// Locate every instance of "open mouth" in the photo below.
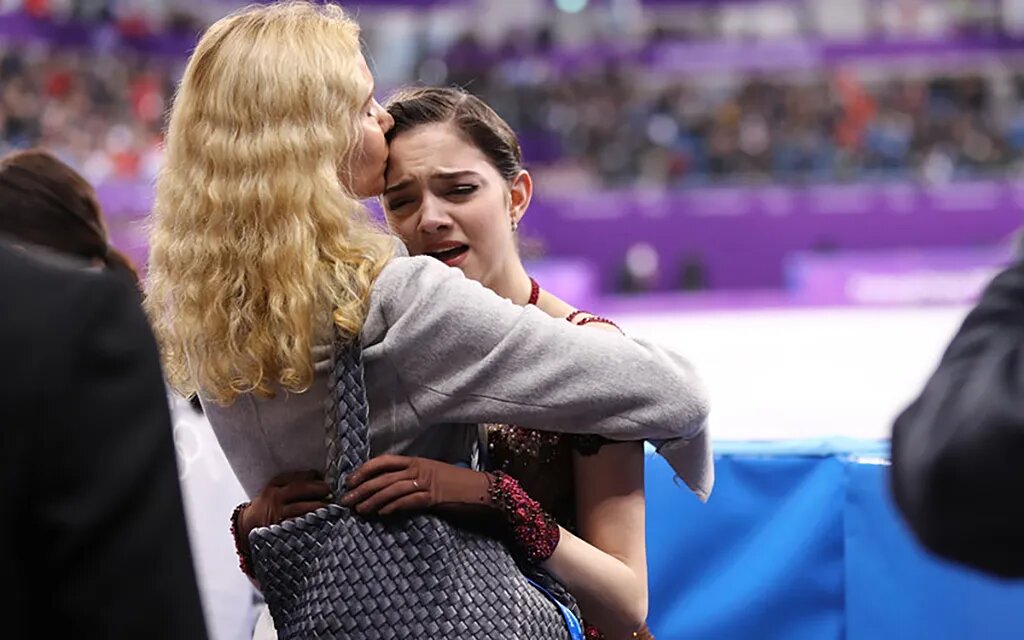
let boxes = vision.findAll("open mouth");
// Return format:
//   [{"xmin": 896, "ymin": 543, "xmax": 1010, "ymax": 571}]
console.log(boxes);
[{"xmin": 425, "ymin": 244, "xmax": 469, "ymax": 266}]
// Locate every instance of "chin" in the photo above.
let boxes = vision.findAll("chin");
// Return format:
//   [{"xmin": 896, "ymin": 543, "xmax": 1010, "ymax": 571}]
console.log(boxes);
[
  {"xmin": 354, "ymin": 178, "xmax": 386, "ymax": 199},
  {"xmin": 349, "ymin": 164, "xmax": 386, "ymax": 198}
]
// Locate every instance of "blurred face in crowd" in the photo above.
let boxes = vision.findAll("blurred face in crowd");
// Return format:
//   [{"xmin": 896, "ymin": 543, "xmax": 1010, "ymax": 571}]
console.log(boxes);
[
  {"xmin": 382, "ymin": 122, "xmax": 532, "ymax": 290},
  {"xmin": 346, "ymin": 56, "xmax": 394, "ymax": 198}
]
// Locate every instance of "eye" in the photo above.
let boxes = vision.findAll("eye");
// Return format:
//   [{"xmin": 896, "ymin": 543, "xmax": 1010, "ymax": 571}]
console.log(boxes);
[
  {"xmin": 386, "ymin": 198, "xmax": 411, "ymax": 211},
  {"xmin": 448, "ymin": 184, "xmax": 478, "ymax": 197}
]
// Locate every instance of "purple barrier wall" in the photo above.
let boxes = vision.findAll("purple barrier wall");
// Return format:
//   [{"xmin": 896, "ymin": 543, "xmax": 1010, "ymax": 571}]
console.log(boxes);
[
  {"xmin": 518, "ymin": 181, "xmax": 1024, "ymax": 291},
  {"xmin": 784, "ymin": 246, "xmax": 1010, "ymax": 305},
  {"xmin": 99, "ymin": 179, "xmax": 1024, "ymax": 292}
]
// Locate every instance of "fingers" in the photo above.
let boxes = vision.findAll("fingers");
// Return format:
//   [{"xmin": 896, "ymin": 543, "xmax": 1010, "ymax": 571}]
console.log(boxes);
[
  {"xmin": 354, "ymin": 479, "xmax": 423, "ymax": 515},
  {"xmin": 341, "ymin": 470, "xmax": 413, "ymax": 506},
  {"xmin": 281, "ymin": 501, "xmax": 332, "ymax": 519},
  {"xmin": 342, "ymin": 468, "xmax": 425, "ymax": 514},
  {"xmin": 278, "ymin": 480, "xmax": 332, "ymax": 504},
  {"xmin": 240, "ymin": 501, "xmax": 282, "ymax": 530},
  {"xmin": 378, "ymin": 492, "xmax": 432, "ymax": 516},
  {"xmin": 268, "ymin": 469, "xmax": 321, "ymax": 487},
  {"xmin": 346, "ymin": 455, "xmax": 413, "ymax": 488}
]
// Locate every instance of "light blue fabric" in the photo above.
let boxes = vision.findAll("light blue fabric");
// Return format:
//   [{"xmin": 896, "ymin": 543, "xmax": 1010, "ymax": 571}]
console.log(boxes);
[
  {"xmin": 527, "ymin": 578, "xmax": 584, "ymax": 640},
  {"xmin": 644, "ymin": 438, "xmax": 1024, "ymax": 639}
]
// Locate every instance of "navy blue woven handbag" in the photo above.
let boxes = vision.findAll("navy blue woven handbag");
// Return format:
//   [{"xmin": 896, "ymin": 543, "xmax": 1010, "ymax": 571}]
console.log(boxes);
[{"xmin": 248, "ymin": 338, "xmax": 577, "ymax": 639}]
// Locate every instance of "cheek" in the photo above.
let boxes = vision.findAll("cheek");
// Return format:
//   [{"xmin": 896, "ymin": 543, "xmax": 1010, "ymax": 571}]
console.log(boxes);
[
  {"xmin": 361, "ymin": 124, "xmax": 385, "ymax": 161},
  {"xmin": 462, "ymin": 197, "xmax": 512, "ymax": 252},
  {"xmin": 386, "ymin": 213, "xmax": 418, "ymax": 247},
  {"xmin": 374, "ymin": 134, "xmax": 388, "ymax": 161}
]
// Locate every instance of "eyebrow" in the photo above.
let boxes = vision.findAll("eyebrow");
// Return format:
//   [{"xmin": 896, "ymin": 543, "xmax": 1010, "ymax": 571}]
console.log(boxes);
[
  {"xmin": 382, "ymin": 178, "xmax": 413, "ymax": 196},
  {"xmin": 383, "ymin": 170, "xmax": 482, "ymax": 196}
]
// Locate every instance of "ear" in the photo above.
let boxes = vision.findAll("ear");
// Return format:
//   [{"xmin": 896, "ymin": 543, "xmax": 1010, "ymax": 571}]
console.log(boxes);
[{"xmin": 508, "ymin": 170, "xmax": 533, "ymax": 227}]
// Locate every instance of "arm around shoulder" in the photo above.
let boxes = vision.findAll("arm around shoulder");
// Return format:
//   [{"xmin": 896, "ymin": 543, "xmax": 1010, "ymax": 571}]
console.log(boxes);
[{"xmin": 368, "ymin": 257, "xmax": 710, "ymax": 442}]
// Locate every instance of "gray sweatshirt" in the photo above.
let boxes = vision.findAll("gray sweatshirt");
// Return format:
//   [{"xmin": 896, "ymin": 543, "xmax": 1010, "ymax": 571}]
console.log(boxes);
[{"xmin": 203, "ymin": 254, "xmax": 713, "ymax": 502}]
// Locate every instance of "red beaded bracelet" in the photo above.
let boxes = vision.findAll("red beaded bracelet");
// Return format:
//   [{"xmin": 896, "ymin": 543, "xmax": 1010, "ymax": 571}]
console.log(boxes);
[
  {"xmin": 230, "ymin": 501, "xmax": 255, "ymax": 579},
  {"xmin": 565, "ymin": 309, "xmax": 623, "ymax": 334},
  {"xmin": 565, "ymin": 309, "xmax": 586, "ymax": 324},
  {"xmin": 576, "ymin": 315, "xmax": 622, "ymax": 333},
  {"xmin": 487, "ymin": 471, "xmax": 560, "ymax": 563}
]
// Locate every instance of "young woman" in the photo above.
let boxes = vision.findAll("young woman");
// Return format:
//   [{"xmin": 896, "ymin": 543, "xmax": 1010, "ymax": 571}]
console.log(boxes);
[
  {"xmin": 341, "ymin": 87, "xmax": 661, "ymax": 640},
  {"xmin": 145, "ymin": 1, "xmax": 711, "ymax": 634}
]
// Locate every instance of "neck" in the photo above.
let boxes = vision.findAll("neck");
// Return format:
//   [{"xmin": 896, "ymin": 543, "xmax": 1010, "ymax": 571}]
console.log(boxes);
[{"xmin": 487, "ymin": 259, "xmax": 533, "ymax": 306}]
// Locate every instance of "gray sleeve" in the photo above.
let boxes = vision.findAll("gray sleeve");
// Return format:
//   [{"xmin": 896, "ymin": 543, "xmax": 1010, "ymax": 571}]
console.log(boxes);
[{"xmin": 366, "ymin": 257, "xmax": 709, "ymax": 442}]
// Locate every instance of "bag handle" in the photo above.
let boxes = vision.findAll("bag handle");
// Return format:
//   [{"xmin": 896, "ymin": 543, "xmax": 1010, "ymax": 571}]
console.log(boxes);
[{"xmin": 323, "ymin": 336, "xmax": 371, "ymax": 496}]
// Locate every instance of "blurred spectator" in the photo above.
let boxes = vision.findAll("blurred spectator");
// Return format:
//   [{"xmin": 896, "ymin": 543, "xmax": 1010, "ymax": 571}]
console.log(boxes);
[
  {"xmin": 0, "ymin": 148, "xmax": 138, "ymax": 284},
  {"xmin": 677, "ymin": 254, "xmax": 708, "ymax": 291},
  {"xmin": 891, "ymin": 259, "xmax": 1024, "ymax": 578},
  {"xmin": 0, "ymin": 147, "xmax": 258, "ymax": 640},
  {"xmin": 617, "ymin": 242, "xmax": 661, "ymax": 293},
  {"xmin": 0, "ymin": 237, "xmax": 209, "ymax": 639}
]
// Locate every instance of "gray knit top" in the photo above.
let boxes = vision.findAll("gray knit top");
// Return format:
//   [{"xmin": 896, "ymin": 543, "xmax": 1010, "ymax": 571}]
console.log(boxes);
[{"xmin": 203, "ymin": 254, "xmax": 713, "ymax": 502}]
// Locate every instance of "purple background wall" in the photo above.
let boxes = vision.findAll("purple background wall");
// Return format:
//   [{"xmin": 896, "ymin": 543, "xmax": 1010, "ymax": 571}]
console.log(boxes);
[{"xmin": 519, "ymin": 181, "xmax": 1023, "ymax": 291}]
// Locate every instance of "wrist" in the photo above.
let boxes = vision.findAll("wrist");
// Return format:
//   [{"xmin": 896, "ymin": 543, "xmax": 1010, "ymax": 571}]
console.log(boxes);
[
  {"xmin": 230, "ymin": 501, "xmax": 255, "ymax": 578},
  {"xmin": 487, "ymin": 471, "xmax": 560, "ymax": 563}
]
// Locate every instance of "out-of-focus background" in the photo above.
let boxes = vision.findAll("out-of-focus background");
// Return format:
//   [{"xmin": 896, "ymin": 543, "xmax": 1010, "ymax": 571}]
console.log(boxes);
[{"xmin": 5, "ymin": 1, "xmax": 1024, "ymax": 638}]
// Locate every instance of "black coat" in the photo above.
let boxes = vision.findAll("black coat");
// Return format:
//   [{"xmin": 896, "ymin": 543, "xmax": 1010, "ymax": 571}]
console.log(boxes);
[
  {"xmin": 0, "ymin": 241, "xmax": 208, "ymax": 638},
  {"xmin": 892, "ymin": 259, "xmax": 1024, "ymax": 578}
]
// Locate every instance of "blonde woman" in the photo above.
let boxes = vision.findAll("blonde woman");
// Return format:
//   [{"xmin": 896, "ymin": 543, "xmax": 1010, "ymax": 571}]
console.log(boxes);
[{"xmin": 146, "ymin": 1, "xmax": 711, "ymax": 632}]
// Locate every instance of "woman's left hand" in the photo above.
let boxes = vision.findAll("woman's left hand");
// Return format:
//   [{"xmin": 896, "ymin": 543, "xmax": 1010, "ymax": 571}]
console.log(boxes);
[{"xmin": 342, "ymin": 454, "xmax": 493, "ymax": 516}]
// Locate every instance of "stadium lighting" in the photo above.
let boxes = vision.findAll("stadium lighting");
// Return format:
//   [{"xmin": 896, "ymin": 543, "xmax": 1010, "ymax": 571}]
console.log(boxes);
[{"xmin": 555, "ymin": 0, "xmax": 589, "ymax": 14}]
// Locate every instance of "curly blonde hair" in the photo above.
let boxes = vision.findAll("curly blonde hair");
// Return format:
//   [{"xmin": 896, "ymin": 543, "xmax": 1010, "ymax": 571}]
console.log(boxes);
[{"xmin": 146, "ymin": 1, "xmax": 394, "ymax": 405}]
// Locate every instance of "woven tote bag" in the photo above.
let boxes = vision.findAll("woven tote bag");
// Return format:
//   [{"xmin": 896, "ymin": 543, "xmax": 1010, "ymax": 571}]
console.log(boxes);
[{"xmin": 248, "ymin": 338, "xmax": 575, "ymax": 639}]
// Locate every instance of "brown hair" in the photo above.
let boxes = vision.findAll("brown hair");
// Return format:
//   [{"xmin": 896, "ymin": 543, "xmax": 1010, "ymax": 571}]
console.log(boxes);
[
  {"xmin": 0, "ymin": 149, "xmax": 138, "ymax": 284},
  {"xmin": 385, "ymin": 86, "xmax": 523, "ymax": 182}
]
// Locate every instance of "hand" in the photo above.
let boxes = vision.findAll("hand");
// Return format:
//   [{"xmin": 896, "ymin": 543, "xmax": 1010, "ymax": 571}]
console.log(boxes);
[
  {"xmin": 341, "ymin": 455, "xmax": 493, "ymax": 517},
  {"xmin": 238, "ymin": 470, "xmax": 333, "ymax": 538}
]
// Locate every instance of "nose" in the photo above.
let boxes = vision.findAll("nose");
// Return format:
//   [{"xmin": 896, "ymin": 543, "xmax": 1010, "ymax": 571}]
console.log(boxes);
[
  {"xmin": 417, "ymin": 194, "xmax": 452, "ymax": 234},
  {"xmin": 379, "ymin": 107, "xmax": 395, "ymax": 134}
]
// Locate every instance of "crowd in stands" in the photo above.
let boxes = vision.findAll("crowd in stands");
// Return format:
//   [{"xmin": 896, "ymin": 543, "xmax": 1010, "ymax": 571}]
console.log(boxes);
[
  {"xmin": 0, "ymin": 43, "xmax": 177, "ymax": 185},
  {"xmin": 432, "ymin": 29, "xmax": 1024, "ymax": 188},
  {"xmin": 4, "ymin": 23, "xmax": 1024, "ymax": 188}
]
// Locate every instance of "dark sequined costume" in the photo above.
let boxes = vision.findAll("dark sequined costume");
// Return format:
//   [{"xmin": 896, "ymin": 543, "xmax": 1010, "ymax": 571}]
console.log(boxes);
[
  {"xmin": 484, "ymin": 286, "xmax": 654, "ymax": 639},
  {"xmin": 486, "ymin": 424, "xmax": 608, "ymax": 534},
  {"xmin": 485, "ymin": 425, "xmax": 654, "ymax": 640}
]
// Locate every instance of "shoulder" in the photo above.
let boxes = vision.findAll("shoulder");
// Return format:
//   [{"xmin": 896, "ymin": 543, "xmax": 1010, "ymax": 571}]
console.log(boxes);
[
  {"xmin": 0, "ymin": 243, "xmax": 130, "ymax": 346},
  {"xmin": 373, "ymin": 255, "xmax": 464, "ymax": 296},
  {"xmin": 0, "ymin": 241, "xmax": 97, "ymax": 296},
  {"xmin": 0, "ymin": 242, "xmax": 148, "ymax": 414},
  {"xmin": 366, "ymin": 255, "xmax": 502, "ymax": 334}
]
